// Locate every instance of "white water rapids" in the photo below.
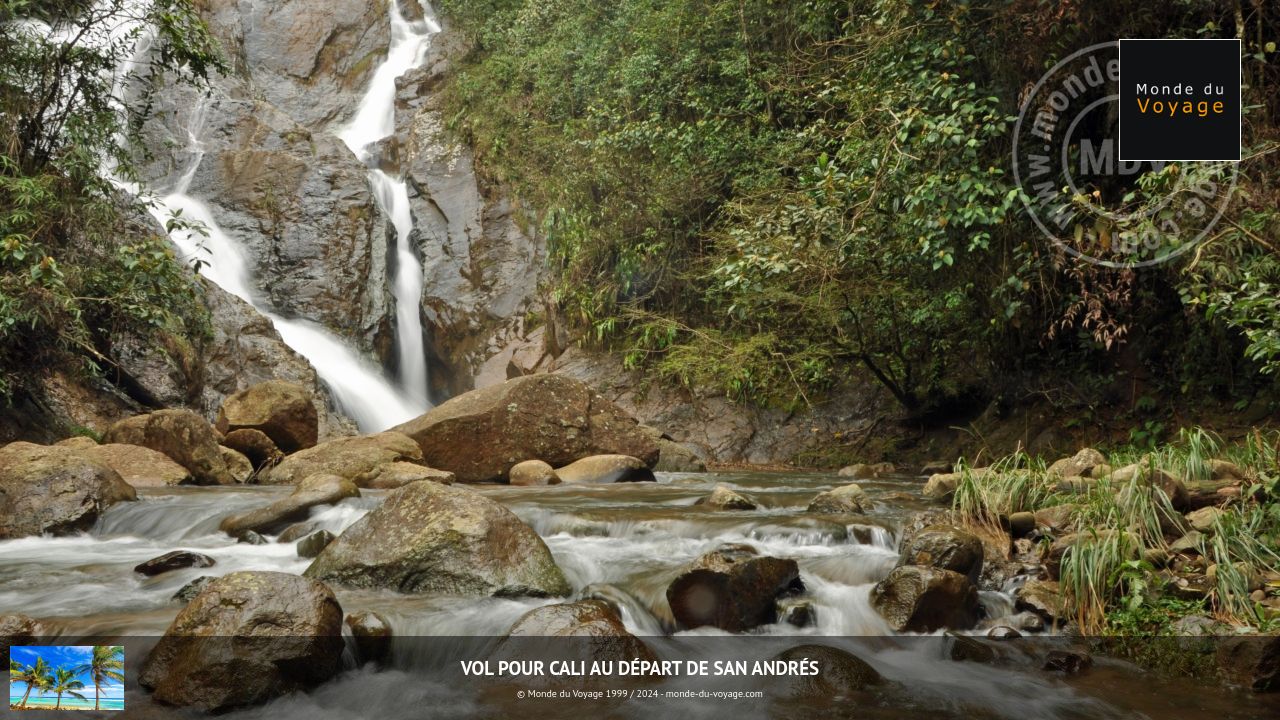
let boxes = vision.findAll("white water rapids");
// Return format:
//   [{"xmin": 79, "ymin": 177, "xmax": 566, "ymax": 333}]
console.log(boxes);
[{"xmin": 2, "ymin": 471, "xmax": 1270, "ymax": 719}]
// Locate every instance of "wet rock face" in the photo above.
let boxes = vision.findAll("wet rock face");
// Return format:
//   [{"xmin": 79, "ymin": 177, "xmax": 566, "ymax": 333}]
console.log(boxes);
[
  {"xmin": 869, "ymin": 566, "xmax": 980, "ymax": 633},
  {"xmin": 138, "ymin": 0, "xmax": 395, "ymax": 356},
  {"xmin": 216, "ymin": 380, "xmax": 318, "ymax": 453},
  {"xmin": 135, "ymin": 551, "xmax": 217, "ymax": 577},
  {"xmin": 0, "ymin": 442, "xmax": 137, "ymax": 539},
  {"xmin": 346, "ymin": 610, "xmax": 392, "ymax": 664},
  {"xmin": 896, "ymin": 525, "xmax": 984, "ymax": 585},
  {"xmin": 666, "ymin": 545, "xmax": 804, "ymax": 632},
  {"xmin": 102, "ymin": 409, "xmax": 233, "ymax": 485},
  {"xmin": 197, "ymin": 283, "xmax": 354, "ymax": 440},
  {"xmin": 139, "ymin": 571, "xmax": 345, "ymax": 711},
  {"xmin": 393, "ymin": 375, "xmax": 659, "ymax": 483},
  {"xmin": 304, "ymin": 480, "xmax": 571, "ymax": 597},
  {"xmin": 220, "ymin": 474, "xmax": 360, "ymax": 538},
  {"xmin": 390, "ymin": 36, "xmax": 547, "ymax": 396}
]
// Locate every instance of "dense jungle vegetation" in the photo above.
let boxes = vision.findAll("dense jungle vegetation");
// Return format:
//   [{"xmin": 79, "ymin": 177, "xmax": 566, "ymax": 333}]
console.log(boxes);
[
  {"xmin": 0, "ymin": 1, "xmax": 222, "ymax": 401},
  {"xmin": 438, "ymin": 0, "xmax": 1280, "ymax": 430}
]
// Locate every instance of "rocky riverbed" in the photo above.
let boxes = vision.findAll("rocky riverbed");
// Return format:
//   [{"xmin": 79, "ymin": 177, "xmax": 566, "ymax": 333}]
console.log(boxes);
[{"xmin": 2, "ymin": 376, "xmax": 1279, "ymax": 718}]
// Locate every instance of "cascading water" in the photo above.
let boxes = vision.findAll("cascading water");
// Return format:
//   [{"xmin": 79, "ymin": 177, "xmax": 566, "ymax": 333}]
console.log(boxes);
[
  {"xmin": 5, "ymin": 471, "xmax": 1273, "ymax": 719},
  {"xmin": 144, "ymin": 2, "xmax": 441, "ymax": 429},
  {"xmin": 338, "ymin": 2, "xmax": 440, "ymax": 409},
  {"xmin": 152, "ymin": 106, "xmax": 424, "ymax": 430}
]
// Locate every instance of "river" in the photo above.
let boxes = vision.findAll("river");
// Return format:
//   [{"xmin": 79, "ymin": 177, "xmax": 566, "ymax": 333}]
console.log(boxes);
[{"xmin": 3, "ymin": 471, "xmax": 1276, "ymax": 719}]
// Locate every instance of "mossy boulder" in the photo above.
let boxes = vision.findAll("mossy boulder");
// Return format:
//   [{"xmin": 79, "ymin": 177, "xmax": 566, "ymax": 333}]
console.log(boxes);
[{"xmin": 304, "ymin": 481, "xmax": 570, "ymax": 597}]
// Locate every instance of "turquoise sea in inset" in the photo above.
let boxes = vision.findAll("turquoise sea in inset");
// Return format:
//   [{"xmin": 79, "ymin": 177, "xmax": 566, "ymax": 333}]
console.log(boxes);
[{"xmin": 9, "ymin": 694, "xmax": 125, "ymax": 711}]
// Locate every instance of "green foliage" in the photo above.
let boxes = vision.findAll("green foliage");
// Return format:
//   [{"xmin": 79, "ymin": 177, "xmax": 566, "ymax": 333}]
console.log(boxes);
[
  {"xmin": 0, "ymin": 0, "xmax": 224, "ymax": 399},
  {"xmin": 440, "ymin": 0, "xmax": 1280, "ymax": 416}
]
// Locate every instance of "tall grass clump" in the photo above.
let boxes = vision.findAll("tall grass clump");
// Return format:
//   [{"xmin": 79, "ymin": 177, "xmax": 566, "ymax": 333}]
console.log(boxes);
[{"xmin": 952, "ymin": 452, "xmax": 1058, "ymax": 530}]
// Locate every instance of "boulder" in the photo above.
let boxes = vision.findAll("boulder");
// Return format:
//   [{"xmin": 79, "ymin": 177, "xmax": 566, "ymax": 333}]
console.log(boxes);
[
  {"xmin": 922, "ymin": 469, "xmax": 984, "ymax": 502},
  {"xmin": 361, "ymin": 461, "xmax": 455, "ymax": 489},
  {"xmin": 0, "ymin": 442, "xmax": 137, "ymax": 539},
  {"xmin": 778, "ymin": 598, "xmax": 817, "ymax": 628},
  {"xmin": 102, "ymin": 410, "xmax": 233, "ymax": 485},
  {"xmin": 1047, "ymin": 448, "xmax": 1106, "ymax": 478},
  {"xmin": 391, "ymin": 375, "xmax": 658, "ymax": 483},
  {"xmin": 508, "ymin": 459, "xmax": 561, "ymax": 487},
  {"xmin": 54, "ymin": 436, "xmax": 99, "ymax": 450},
  {"xmin": 1208, "ymin": 459, "xmax": 1245, "ymax": 482},
  {"xmin": 1170, "ymin": 530, "xmax": 1205, "ymax": 555},
  {"xmin": 506, "ymin": 599, "xmax": 656, "ymax": 656},
  {"xmin": 263, "ymin": 431, "xmax": 424, "ymax": 485},
  {"xmin": 221, "ymin": 428, "xmax": 283, "ymax": 469},
  {"xmin": 1015, "ymin": 579, "xmax": 1066, "ymax": 623},
  {"xmin": 215, "ymin": 380, "xmax": 318, "ymax": 453},
  {"xmin": 919, "ymin": 460, "xmax": 952, "ymax": 475},
  {"xmin": 554, "ymin": 454, "xmax": 655, "ymax": 484},
  {"xmin": 772, "ymin": 644, "xmax": 883, "ymax": 700},
  {"xmin": 665, "ymin": 544, "xmax": 803, "ymax": 632},
  {"xmin": 0, "ymin": 613, "xmax": 46, "ymax": 655},
  {"xmin": 69, "ymin": 443, "xmax": 193, "ymax": 487},
  {"xmin": 897, "ymin": 525, "xmax": 984, "ymax": 585},
  {"xmin": 654, "ymin": 439, "xmax": 706, "ymax": 472},
  {"xmin": 1186, "ymin": 506, "xmax": 1226, "ymax": 533},
  {"xmin": 277, "ymin": 523, "xmax": 316, "ymax": 543},
  {"xmin": 1006, "ymin": 511, "xmax": 1036, "ymax": 537},
  {"xmin": 838, "ymin": 462, "xmax": 893, "ymax": 479},
  {"xmin": 1043, "ymin": 648, "xmax": 1093, "ymax": 674},
  {"xmin": 346, "ymin": 611, "xmax": 392, "ymax": 664},
  {"xmin": 219, "ymin": 474, "xmax": 359, "ymax": 538},
  {"xmin": 697, "ymin": 484, "xmax": 758, "ymax": 511},
  {"xmin": 1216, "ymin": 636, "xmax": 1280, "ymax": 692},
  {"xmin": 1110, "ymin": 464, "xmax": 1191, "ymax": 511},
  {"xmin": 296, "ymin": 529, "xmax": 335, "ymax": 559},
  {"xmin": 139, "ymin": 571, "xmax": 344, "ymax": 711},
  {"xmin": 304, "ymin": 481, "xmax": 570, "ymax": 597},
  {"xmin": 869, "ymin": 566, "xmax": 980, "ymax": 633},
  {"xmin": 807, "ymin": 483, "xmax": 870, "ymax": 514},
  {"xmin": 221, "ymin": 446, "xmax": 254, "ymax": 484},
  {"xmin": 135, "ymin": 551, "xmax": 216, "ymax": 577}
]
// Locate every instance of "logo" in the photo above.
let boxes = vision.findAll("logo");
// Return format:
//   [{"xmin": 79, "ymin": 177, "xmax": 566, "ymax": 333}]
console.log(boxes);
[{"xmin": 1012, "ymin": 42, "xmax": 1238, "ymax": 268}]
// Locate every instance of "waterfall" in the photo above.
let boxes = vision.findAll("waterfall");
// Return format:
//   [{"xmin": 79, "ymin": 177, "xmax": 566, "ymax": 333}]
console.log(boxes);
[
  {"xmin": 338, "ymin": 2, "xmax": 440, "ymax": 409},
  {"xmin": 133, "ymin": 1, "xmax": 440, "ymax": 430},
  {"xmin": 154, "ymin": 108, "xmax": 424, "ymax": 431}
]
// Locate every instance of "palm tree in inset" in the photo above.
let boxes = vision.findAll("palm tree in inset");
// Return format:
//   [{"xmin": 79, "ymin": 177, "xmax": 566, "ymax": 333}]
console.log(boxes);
[
  {"xmin": 74, "ymin": 645, "xmax": 124, "ymax": 711},
  {"xmin": 10, "ymin": 656, "xmax": 52, "ymax": 709},
  {"xmin": 49, "ymin": 667, "xmax": 88, "ymax": 710}
]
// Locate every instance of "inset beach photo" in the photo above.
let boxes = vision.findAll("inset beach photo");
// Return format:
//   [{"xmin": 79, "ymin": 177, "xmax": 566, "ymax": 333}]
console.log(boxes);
[{"xmin": 9, "ymin": 646, "xmax": 124, "ymax": 712}]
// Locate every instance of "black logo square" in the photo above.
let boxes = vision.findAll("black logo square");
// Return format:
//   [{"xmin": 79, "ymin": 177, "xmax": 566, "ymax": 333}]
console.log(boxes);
[{"xmin": 1119, "ymin": 38, "xmax": 1240, "ymax": 161}]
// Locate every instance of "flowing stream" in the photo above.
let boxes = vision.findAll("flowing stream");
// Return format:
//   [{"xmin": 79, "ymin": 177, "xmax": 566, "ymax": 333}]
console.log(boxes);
[{"xmin": 3, "ymin": 472, "xmax": 1275, "ymax": 719}]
